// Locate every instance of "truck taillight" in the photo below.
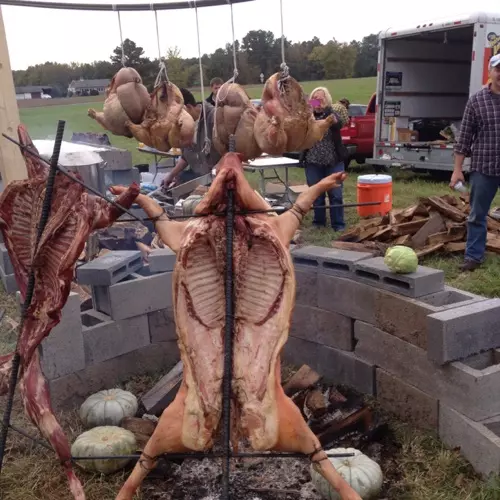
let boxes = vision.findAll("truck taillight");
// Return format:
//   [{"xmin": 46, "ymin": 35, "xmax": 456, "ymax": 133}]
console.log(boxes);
[{"xmin": 378, "ymin": 149, "xmax": 383, "ymax": 156}]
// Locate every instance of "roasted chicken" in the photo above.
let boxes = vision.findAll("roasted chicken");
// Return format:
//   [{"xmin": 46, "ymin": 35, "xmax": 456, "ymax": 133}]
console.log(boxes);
[
  {"xmin": 254, "ymin": 73, "xmax": 335, "ymax": 155},
  {"xmin": 126, "ymin": 81, "xmax": 196, "ymax": 152},
  {"xmin": 88, "ymin": 67, "xmax": 150, "ymax": 138}
]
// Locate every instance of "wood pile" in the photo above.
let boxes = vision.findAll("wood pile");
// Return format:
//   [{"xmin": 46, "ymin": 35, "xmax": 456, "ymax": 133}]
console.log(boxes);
[
  {"xmin": 333, "ymin": 193, "xmax": 500, "ymax": 258},
  {"xmin": 283, "ymin": 365, "xmax": 375, "ymax": 447}
]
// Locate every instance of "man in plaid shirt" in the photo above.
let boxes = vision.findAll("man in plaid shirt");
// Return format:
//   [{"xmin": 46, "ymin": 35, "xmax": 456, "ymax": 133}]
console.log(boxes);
[{"xmin": 451, "ymin": 54, "xmax": 500, "ymax": 271}]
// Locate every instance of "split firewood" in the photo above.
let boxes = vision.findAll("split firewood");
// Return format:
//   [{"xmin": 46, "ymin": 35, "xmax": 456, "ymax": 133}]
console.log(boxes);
[
  {"xmin": 283, "ymin": 364, "xmax": 321, "ymax": 396},
  {"xmin": 304, "ymin": 389, "xmax": 328, "ymax": 419}
]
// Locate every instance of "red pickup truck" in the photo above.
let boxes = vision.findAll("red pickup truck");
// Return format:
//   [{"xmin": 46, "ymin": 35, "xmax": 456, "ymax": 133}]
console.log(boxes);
[{"xmin": 341, "ymin": 93, "xmax": 376, "ymax": 168}]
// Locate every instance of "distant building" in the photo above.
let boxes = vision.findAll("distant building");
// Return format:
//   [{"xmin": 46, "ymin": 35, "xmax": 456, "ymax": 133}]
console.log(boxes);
[
  {"xmin": 15, "ymin": 85, "xmax": 52, "ymax": 100},
  {"xmin": 68, "ymin": 78, "xmax": 110, "ymax": 96}
]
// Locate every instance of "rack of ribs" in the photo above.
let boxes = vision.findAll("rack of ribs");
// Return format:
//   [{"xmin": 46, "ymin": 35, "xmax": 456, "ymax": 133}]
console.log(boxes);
[
  {"xmin": 0, "ymin": 125, "xmax": 139, "ymax": 500},
  {"xmin": 112, "ymin": 152, "xmax": 361, "ymax": 500}
]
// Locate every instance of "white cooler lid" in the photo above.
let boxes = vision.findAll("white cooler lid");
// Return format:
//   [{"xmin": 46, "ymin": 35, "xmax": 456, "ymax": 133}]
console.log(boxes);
[{"xmin": 357, "ymin": 174, "xmax": 392, "ymax": 184}]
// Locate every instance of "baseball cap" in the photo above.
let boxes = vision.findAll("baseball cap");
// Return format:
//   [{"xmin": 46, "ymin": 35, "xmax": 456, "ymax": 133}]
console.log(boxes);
[{"xmin": 489, "ymin": 54, "xmax": 500, "ymax": 69}]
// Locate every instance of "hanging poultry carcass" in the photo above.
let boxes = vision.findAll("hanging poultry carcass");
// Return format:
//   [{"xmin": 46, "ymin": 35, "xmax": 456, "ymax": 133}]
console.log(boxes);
[
  {"xmin": 111, "ymin": 153, "xmax": 361, "ymax": 500},
  {"xmin": 88, "ymin": 67, "xmax": 151, "ymax": 137},
  {"xmin": 254, "ymin": 72, "xmax": 335, "ymax": 155},
  {"xmin": 126, "ymin": 81, "xmax": 196, "ymax": 152},
  {"xmin": 213, "ymin": 82, "xmax": 263, "ymax": 161},
  {"xmin": 0, "ymin": 125, "xmax": 140, "ymax": 500}
]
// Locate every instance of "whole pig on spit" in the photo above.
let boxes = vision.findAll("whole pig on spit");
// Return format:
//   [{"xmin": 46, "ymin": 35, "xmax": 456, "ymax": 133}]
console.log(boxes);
[
  {"xmin": 111, "ymin": 152, "xmax": 362, "ymax": 500},
  {"xmin": 0, "ymin": 125, "xmax": 140, "ymax": 500}
]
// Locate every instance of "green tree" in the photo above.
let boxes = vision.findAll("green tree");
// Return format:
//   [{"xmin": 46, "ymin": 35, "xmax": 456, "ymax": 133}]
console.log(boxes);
[
  {"xmin": 354, "ymin": 34, "xmax": 379, "ymax": 77},
  {"xmin": 111, "ymin": 39, "xmax": 149, "ymax": 68}
]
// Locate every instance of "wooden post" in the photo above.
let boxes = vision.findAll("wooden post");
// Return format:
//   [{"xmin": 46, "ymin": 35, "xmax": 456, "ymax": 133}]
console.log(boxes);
[{"xmin": 0, "ymin": 6, "xmax": 27, "ymax": 184}]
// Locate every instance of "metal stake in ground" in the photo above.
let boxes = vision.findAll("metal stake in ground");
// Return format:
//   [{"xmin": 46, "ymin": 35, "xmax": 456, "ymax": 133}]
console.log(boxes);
[
  {"xmin": 221, "ymin": 134, "xmax": 237, "ymax": 499},
  {"xmin": 0, "ymin": 120, "xmax": 66, "ymax": 473}
]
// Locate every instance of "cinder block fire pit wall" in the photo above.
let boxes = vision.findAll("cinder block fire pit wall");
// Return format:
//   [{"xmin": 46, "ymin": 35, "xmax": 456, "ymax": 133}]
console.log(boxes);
[{"xmin": 2, "ymin": 245, "xmax": 498, "ymax": 479}]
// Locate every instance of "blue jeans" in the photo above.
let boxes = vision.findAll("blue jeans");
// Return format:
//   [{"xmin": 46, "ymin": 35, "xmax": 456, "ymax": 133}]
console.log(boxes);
[
  {"xmin": 179, "ymin": 169, "xmax": 199, "ymax": 184},
  {"xmin": 305, "ymin": 162, "xmax": 345, "ymax": 231},
  {"xmin": 465, "ymin": 171, "xmax": 500, "ymax": 263}
]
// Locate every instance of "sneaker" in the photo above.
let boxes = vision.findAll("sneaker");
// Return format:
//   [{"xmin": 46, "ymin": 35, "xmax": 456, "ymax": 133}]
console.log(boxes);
[{"xmin": 459, "ymin": 259, "xmax": 482, "ymax": 272}]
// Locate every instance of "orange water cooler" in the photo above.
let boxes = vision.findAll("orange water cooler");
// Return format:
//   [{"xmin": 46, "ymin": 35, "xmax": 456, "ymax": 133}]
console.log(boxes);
[{"xmin": 356, "ymin": 174, "xmax": 393, "ymax": 217}]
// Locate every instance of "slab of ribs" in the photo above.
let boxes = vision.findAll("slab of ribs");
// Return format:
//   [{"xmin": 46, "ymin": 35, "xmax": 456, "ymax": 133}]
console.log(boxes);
[
  {"xmin": 0, "ymin": 125, "xmax": 139, "ymax": 500},
  {"xmin": 111, "ymin": 152, "xmax": 361, "ymax": 500}
]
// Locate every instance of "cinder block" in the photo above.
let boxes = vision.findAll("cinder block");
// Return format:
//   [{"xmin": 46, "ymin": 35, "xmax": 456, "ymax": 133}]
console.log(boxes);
[
  {"xmin": 92, "ymin": 267, "xmax": 172, "ymax": 320},
  {"xmin": 291, "ymin": 304, "xmax": 354, "ymax": 351},
  {"xmin": 148, "ymin": 307, "xmax": 177, "ymax": 343},
  {"xmin": 76, "ymin": 250, "xmax": 143, "ymax": 286},
  {"xmin": 317, "ymin": 274, "xmax": 377, "ymax": 324},
  {"xmin": 49, "ymin": 340, "xmax": 180, "ymax": 409},
  {"xmin": 439, "ymin": 403, "xmax": 500, "ymax": 478},
  {"xmin": 81, "ymin": 310, "xmax": 150, "ymax": 364},
  {"xmin": 294, "ymin": 269, "xmax": 318, "ymax": 308},
  {"xmin": 291, "ymin": 245, "xmax": 374, "ymax": 278},
  {"xmin": 0, "ymin": 243, "xmax": 14, "ymax": 275},
  {"xmin": 103, "ymin": 167, "xmax": 140, "ymax": 187},
  {"xmin": 39, "ymin": 292, "xmax": 85, "ymax": 379},
  {"xmin": 376, "ymin": 369, "xmax": 438, "ymax": 431},
  {"xmin": 283, "ymin": 336, "xmax": 375, "ymax": 395},
  {"xmin": 354, "ymin": 321, "xmax": 500, "ymax": 421},
  {"xmin": 352, "ymin": 257, "xmax": 444, "ymax": 298},
  {"xmin": 373, "ymin": 285, "xmax": 486, "ymax": 350},
  {"xmin": 149, "ymin": 248, "xmax": 176, "ymax": 274},
  {"xmin": 0, "ymin": 266, "xmax": 18, "ymax": 294},
  {"xmin": 427, "ymin": 299, "xmax": 500, "ymax": 364}
]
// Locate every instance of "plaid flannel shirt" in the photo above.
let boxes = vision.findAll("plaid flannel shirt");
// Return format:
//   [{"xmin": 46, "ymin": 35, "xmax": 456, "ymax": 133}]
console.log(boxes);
[
  {"xmin": 454, "ymin": 85, "xmax": 500, "ymax": 176},
  {"xmin": 332, "ymin": 102, "xmax": 349, "ymax": 128}
]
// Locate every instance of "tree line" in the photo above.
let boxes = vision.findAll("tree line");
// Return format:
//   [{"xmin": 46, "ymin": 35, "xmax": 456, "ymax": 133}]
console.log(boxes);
[{"xmin": 13, "ymin": 30, "xmax": 379, "ymax": 97}]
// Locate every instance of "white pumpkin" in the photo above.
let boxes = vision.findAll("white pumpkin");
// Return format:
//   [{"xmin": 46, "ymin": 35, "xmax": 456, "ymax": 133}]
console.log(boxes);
[
  {"xmin": 79, "ymin": 389, "xmax": 138, "ymax": 428},
  {"xmin": 71, "ymin": 426, "xmax": 137, "ymax": 474},
  {"xmin": 310, "ymin": 447, "xmax": 383, "ymax": 499}
]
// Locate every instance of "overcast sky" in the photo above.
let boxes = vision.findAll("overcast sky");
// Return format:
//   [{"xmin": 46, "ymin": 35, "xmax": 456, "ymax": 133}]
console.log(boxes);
[{"xmin": 3, "ymin": 0, "xmax": 498, "ymax": 71}]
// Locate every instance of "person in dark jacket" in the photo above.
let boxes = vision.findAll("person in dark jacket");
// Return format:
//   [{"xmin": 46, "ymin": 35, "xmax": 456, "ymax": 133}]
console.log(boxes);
[
  {"xmin": 206, "ymin": 77, "xmax": 224, "ymax": 106},
  {"xmin": 300, "ymin": 87, "xmax": 348, "ymax": 231}
]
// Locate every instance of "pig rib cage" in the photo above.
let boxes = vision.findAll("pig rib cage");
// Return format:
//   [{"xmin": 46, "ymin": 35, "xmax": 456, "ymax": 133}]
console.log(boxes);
[{"xmin": 0, "ymin": 128, "xmax": 361, "ymax": 499}]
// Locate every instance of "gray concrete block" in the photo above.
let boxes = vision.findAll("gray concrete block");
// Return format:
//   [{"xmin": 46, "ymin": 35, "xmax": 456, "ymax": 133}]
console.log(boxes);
[
  {"xmin": 0, "ymin": 266, "xmax": 18, "ymax": 294},
  {"xmin": 376, "ymin": 369, "xmax": 439, "ymax": 431},
  {"xmin": 92, "ymin": 267, "xmax": 173, "ymax": 320},
  {"xmin": 104, "ymin": 167, "xmax": 141, "ymax": 188},
  {"xmin": 291, "ymin": 245, "xmax": 374, "ymax": 278},
  {"xmin": 81, "ymin": 310, "xmax": 150, "ymax": 365},
  {"xmin": 354, "ymin": 321, "xmax": 500, "ymax": 421},
  {"xmin": 76, "ymin": 250, "xmax": 143, "ymax": 286},
  {"xmin": 39, "ymin": 292, "xmax": 85, "ymax": 380},
  {"xmin": 373, "ymin": 285, "xmax": 487, "ymax": 350},
  {"xmin": 0, "ymin": 243, "xmax": 13, "ymax": 275},
  {"xmin": 352, "ymin": 257, "xmax": 445, "ymax": 298},
  {"xmin": 149, "ymin": 248, "xmax": 176, "ymax": 274},
  {"xmin": 148, "ymin": 307, "xmax": 177, "ymax": 343},
  {"xmin": 49, "ymin": 340, "xmax": 180, "ymax": 409},
  {"xmin": 317, "ymin": 274, "xmax": 376, "ymax": 324},
  {"xmin": 294, "ymin": 269, "xmax": 318, "ymax": 308},
  {"xmin": 439, "ymin": 403, "xmax": 500, "ymax": 478},
  {"xmin": 291, "ymin": 304, "xmax": 354, "ymax": 351},
  {"xmin": 283, "ymin": 336, "xmax": 375, "ymax": 395},
  {"xmin": 427, "ymin": 299, "xmax": 500, "ymax": 364}
]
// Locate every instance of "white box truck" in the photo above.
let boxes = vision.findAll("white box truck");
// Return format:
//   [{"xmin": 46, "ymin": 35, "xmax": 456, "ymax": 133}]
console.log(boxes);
[{"xmin": 368, "ymin": 12, "xmax": 500, "ymax": 174}]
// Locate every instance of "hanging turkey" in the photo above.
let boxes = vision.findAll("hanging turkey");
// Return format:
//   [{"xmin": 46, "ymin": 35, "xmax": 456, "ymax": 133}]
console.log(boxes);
[
  {"xmin": 126, "ymin": 81, "xmax": 196, "ymax": 152},
  {"xmin": 254, "ymin": 72, "xmax": 335, "ymax": 155},
  {"xmin": 212, "ymin": 82, "xmax": 263, "ymax": 161},
  {"xmin": 88, "ymin": 67, "xmax": 150, "ymax": 137}
]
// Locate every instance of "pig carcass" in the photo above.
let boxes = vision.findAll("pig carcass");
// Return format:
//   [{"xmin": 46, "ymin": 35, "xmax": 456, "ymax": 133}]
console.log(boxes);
[
  {"xmin": 213, "ymin": 82, "xmax": 263, "ymax": 161},
  {"xmin": 254, "ymin": 72, "xmax": 335, "ymax": 155},
  {"xmin": 113, "ymin": 153, "xmax": 361, "ymax": 500},
  {"xmin": 88, "ymin": 67, "xmax": 150, "ymax": 137},
  {"xmin": 126, "ymin": 81, "xmax": 196, "ymax": 152},
  {"xmin": 0, "ymin": 125, "xmax": 139, "ymax": 500}
]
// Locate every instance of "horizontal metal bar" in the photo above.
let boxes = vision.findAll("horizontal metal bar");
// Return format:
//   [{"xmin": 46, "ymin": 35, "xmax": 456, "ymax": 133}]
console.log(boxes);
[
  {"xmin": 1, "ymin": 133, "xmax": 144, "ymax": 224},
  {"xmin": 0, "ymin": 0, "xmax": 254, "ymax": 11},
  {"xmin": 72, "ymin": 451, "xmax": 356, "ymax": 461}
]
